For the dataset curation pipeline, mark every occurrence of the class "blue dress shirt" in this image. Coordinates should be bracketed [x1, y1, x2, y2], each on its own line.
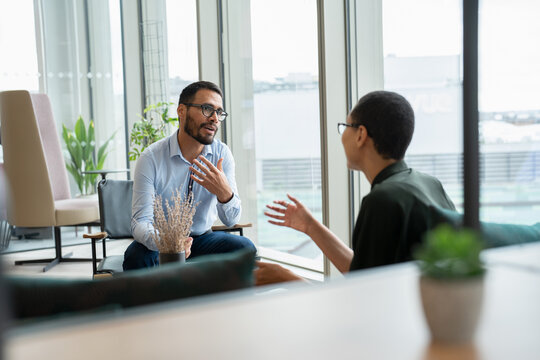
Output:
[131, 131, 242, 251]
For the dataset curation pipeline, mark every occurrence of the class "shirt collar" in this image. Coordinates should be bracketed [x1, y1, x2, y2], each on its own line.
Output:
[168, 130, 214, 160]
[371, 160, 409, 188]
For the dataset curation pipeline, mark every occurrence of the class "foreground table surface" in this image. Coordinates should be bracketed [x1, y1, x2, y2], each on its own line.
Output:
[5, 243, 540, 360]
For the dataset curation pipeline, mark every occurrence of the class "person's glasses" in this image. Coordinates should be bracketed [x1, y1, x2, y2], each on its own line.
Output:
[182, 103, 228, 121]
[337, 122, 360, 135]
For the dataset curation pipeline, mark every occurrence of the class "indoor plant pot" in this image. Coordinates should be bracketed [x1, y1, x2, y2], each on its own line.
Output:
[415, 224, 486, 344]
[419, 274, 484, 343]
[159, 251, 186, 265]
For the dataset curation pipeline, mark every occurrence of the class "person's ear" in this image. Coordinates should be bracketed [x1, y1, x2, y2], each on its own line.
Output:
[177, 104, 186, 124]
[355, 125, 369, 148]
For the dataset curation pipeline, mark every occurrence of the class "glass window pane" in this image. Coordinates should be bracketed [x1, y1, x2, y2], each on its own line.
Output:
[40, 0, 127, 194]
[87, 0, 127, 178]
[165, 0, 199, 104]
[0, 0, 39, 91]
[478, 0, 540, 224]
[383, 0, 463, 210]
[101, 0, 127, 175]
[250, 0, 322, 264]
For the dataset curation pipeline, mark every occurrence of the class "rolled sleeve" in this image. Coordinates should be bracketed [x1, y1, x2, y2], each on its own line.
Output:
[216, 145, 242, 227]
[217, 194, 241, 227]
[131, 152, 158, 251]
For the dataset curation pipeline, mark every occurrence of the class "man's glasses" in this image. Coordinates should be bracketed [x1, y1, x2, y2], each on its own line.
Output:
[182, 103, 228, 122]
[337, 122, 360, 135]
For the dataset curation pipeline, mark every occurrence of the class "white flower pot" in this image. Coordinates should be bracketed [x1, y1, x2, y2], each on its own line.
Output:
[419, 275, 485, 344]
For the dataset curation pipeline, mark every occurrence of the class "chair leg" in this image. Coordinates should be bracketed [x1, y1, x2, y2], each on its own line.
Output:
[54, 226, 62, 259]
[14, 227, 63, 272]
[91, 238, 98, 275]
[42, 258, 60, 272]
[14, 226, 94, 272]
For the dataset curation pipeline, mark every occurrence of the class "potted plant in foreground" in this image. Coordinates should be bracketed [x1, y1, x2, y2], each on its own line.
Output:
[152, 189, 198, 265]
[415, 224, 486, 344]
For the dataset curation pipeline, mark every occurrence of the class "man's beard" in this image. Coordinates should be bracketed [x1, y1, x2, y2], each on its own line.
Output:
[184, 113, 216, 145]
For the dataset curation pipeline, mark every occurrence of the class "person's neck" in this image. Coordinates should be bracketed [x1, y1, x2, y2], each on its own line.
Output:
[177, 129, 205, 163]
[363, 155, 398, 184]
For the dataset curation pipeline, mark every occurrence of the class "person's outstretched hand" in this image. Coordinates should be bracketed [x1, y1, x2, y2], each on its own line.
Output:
[264, 193, 316, 234]
[254, 261, 303, 286]
[184, 237, 193, 259]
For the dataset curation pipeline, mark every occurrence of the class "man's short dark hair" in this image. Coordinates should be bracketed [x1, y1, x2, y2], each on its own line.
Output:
[178, 81, 223, 106]
[349, 91, 414, 160]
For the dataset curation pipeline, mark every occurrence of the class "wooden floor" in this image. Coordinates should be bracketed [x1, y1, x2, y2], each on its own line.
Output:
[1, 240, 131, 279]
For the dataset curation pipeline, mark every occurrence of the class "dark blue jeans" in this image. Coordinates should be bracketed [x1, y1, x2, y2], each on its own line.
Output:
[122, 231, 256, 271]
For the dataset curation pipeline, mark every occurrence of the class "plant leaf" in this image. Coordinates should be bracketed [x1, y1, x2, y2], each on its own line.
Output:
[74, 116, 87, 143]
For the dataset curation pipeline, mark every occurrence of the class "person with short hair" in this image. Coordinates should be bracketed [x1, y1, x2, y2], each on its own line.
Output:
[124, 81, 255, 270]
[256, 91, 455, 284]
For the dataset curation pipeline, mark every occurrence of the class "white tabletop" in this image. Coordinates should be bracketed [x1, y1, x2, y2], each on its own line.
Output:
[5, 242, 540, 360]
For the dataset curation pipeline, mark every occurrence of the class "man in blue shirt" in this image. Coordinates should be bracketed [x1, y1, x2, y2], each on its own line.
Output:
[123, 81, 255, 270]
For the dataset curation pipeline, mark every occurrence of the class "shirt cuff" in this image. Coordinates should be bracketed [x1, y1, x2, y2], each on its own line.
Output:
[217, 193, 240, 211]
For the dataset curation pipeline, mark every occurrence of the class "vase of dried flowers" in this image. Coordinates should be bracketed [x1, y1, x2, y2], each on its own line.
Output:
[152, 189, 198, 265]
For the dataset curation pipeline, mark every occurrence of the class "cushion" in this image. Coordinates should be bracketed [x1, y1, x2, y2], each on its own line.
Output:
[98, 179, 133, 238]
[7, 248, 255, 321]
[55, 197, 99, 226]
[429, 206, 540, 248]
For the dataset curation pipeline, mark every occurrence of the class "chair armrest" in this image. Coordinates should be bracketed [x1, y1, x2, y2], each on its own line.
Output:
[83, 232, 108, 240]
[211, 223, 252, 232]
[82, 169, 130, 180]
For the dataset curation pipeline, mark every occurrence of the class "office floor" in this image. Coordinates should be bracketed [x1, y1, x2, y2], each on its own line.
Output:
[1, 239, 131, 279]
[1, 236, 325, 282]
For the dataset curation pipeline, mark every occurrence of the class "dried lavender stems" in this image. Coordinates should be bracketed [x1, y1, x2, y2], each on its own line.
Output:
[152, 189, 198, 254]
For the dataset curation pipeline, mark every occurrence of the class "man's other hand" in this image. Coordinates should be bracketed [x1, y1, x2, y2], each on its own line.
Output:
[185, 237, 193, 259]
[254, 261, 304, 286]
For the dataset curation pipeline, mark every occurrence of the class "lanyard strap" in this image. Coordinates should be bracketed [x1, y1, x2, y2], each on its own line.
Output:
[187, 170, 194, 196]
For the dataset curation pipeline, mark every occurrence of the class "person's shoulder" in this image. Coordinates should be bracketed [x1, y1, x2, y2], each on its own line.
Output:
[369, 167, 451, 209]
[380, 167, 443, 190]
[365, 175, 419, 207]
[137, 137, 171, 168]
[365, 184, 402, 201]
[409, 168, 443, 184]
[141, 136, 170, 156]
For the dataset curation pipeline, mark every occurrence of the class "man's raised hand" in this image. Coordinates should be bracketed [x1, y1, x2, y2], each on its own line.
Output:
[190, 156, 234, 203]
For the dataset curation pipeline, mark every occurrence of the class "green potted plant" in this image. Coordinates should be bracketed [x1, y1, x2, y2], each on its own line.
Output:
[128, 102, 178, 161]
[415, 224, 486, 344]
[62, 116, 115, 195]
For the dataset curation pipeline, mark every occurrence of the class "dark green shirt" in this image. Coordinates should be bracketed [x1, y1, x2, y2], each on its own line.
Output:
[350, 160, 456, 271]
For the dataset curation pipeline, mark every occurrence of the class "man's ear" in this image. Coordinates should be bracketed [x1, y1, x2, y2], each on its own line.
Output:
[177, 104, 186, 124]
[355, 125, 369, 148]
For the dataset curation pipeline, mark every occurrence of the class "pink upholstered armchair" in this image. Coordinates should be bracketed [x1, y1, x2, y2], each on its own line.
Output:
[0, 90, 99, 272]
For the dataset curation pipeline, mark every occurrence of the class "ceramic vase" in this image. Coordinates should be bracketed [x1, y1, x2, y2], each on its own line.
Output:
[419, 275, 485, 344]
[159, 251, 186, 265]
